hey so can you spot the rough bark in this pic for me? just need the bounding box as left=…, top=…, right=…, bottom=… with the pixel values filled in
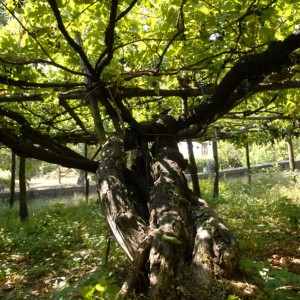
left=148, top=153, right=194, bottom=299
left=97, top=136, right=149, bottom=261
left=148, top=136, right=239, bottom=299
left=97, top=136, right=239, bottom=299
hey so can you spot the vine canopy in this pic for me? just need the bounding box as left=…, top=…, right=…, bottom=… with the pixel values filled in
left=0, top=0, right=300, bottom=171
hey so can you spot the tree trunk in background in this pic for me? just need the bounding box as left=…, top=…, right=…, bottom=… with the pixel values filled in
left=84, top=143, right=89, bottom=203
left=9, top=150, right=16, bottom=208
left=19, top=156, right=28, bottom=221
left=245, top=142, right=252, bottom=184
left=286, top=131, right=296, bottom=183
left=286, top=131, right=295, bottom=172
left=186, top=139, right=201, bottom=198
left=181, top=96, right=201, bottom=197
left=212, top=137, right=219, bottom=197
left=77, top=170, right=85, bottom=185
left=98, top=136, right=239, bottom=299
left=75, top=32, right=106, bottom=144
left=58, top=166, right=62, bottom=184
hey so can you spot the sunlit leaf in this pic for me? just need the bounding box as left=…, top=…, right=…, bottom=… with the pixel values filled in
left=162, top=234, right=182, bottom=244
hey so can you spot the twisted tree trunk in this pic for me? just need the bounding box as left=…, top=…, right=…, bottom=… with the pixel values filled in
left=97, top=135, right=239, bottom=299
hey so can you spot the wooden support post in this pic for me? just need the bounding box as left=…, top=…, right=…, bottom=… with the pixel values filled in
left=245, top=142, right=251, bottom=184
left=84, top=143, right=89, bottom=203
left=9, top=150, right=16, bottom=208
left=19, top=156, right=28, bottom=221
left=212, top=137, right=219, bottom=198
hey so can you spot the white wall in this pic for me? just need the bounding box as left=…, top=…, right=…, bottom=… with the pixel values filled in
left=178, top=141, right=213, bottom=159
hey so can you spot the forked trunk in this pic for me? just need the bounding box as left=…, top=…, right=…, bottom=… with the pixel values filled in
left=97, top=136, right=239, bottom=299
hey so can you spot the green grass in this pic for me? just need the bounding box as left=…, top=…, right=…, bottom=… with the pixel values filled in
left=201, top=169, right=300, bottom=299
left=0, top=169, right=299, bottom=299
left=203, top=170, right=299, bottom=256
left=0, top=198, right=127, bottom=299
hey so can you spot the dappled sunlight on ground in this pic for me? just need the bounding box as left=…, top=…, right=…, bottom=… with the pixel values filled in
left=0, top=170, right=299, bottom=299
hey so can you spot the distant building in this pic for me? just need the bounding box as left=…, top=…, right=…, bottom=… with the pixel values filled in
left=178, top=141, right=213, bottom=159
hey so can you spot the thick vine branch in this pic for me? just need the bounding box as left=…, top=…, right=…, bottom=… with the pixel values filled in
left=0, top=128, right=97, bottom=172
left=0, top=75, right=86, bottom=88
left=95, top=0, right=119, bottom=76
left=116, top=0, right=138, bottom=22
left=59, top=99, right=88, bottom=133
left=0, top=56, right=90, bottom=78
left=46, top=0, right=97, bottom=80
left=113, top=94, right=142, bottom=130
left=0, top=106, right=86, bottom=161
left=180, top=33, right=300, bottom=129
left=223, top=115, right=291, bottom=121
left=2, top=80, right=300, bottom=103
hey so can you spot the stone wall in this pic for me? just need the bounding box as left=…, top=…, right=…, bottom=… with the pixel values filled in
left=187, top=160, right=300, bottom=180
left=0, top=184, right=97, bottom=203
left=1, top=160, right=299, bottom=203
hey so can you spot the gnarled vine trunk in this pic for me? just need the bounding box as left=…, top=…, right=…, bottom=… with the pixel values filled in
left=97, top=135, right=239, bottom=299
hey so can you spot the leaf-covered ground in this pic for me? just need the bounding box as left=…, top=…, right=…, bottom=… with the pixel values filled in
left=0, top=168, right=299, bottom=299
left=0, top=198, right=127, bottom=299
left=203, top=168, right=300, bottom=300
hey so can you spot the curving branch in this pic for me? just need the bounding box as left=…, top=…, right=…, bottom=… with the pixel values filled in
left=0, top=0, right=55, bottom=62
left=155, top=31, right=183, bottom=73
left=116, top=0, right=138, bottom=22
left=46, top=0, right=97, bottom=80
left=1, top=80, right=300, bottom=105
left=0, top=128, right=97, bottom=172
left=0, top=56, right=90, bottom=79
left=0, top=106, right=98, bottom=171
left=0, top=0, right=93, bottom=80
left=179, top=33, right=300, bottom=130
left=0, top=106, right=85, bottom=159
left=112, top=92, right=142, bottom=130
left=65, top=0, right=98, bottom=30
left=0, top=75, right=86, bottom=88
left=59, top=99, right=88, bottom=133
left=252, top=80, right=300, bottom=93
left=95, top=0, right=119, bottom=76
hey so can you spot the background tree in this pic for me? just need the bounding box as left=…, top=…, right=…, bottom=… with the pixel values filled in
left=9, top=150, right=16, bottom=207
left=0, top=0, right=300, bottom=298
left=18, top=155, right=28, bottom=221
